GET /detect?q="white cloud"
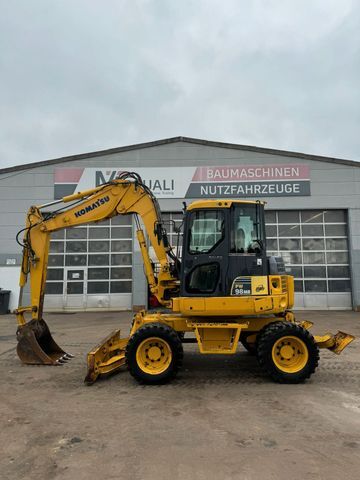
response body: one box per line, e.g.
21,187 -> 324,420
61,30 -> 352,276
0,0 -> 359,168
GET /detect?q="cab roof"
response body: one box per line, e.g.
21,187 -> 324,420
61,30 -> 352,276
187,199 -> 266,210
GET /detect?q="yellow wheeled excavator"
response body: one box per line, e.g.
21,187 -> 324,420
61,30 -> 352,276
15,172 -> 354,384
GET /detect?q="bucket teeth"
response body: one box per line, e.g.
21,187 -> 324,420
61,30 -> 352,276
56,356 -> 67,364
56,353 -> 74,364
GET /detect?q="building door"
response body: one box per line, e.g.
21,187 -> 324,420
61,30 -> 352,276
265,209 -> 351,309
64,267 -> 87,309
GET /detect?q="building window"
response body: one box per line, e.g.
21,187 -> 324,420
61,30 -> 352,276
161,212 -> 184,251
266,209 -> 350,294
46,215 -> 133,295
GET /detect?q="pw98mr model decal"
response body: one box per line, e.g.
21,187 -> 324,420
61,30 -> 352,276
231,276 -> 269,296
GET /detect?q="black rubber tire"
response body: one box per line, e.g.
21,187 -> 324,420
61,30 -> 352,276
178,332 -> 185,342
240,337 -> 257,355
126,322 -> 183,384
256,321 -> 319,384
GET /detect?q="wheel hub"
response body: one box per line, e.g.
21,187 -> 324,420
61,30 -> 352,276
272,335 -> 309,373
136,337 -> 172,375
279,345 -> 294,360
147,345 -> 162,361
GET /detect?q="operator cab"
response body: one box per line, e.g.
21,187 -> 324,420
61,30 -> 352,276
180,200 -> 269,297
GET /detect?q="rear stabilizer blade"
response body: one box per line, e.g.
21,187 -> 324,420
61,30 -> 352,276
314,331 -> 355,354
329,331 -> 355,354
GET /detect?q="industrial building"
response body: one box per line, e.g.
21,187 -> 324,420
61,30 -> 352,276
0,136 -> 359,312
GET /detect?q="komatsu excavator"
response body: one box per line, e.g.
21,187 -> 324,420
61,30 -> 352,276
15,172 -> 354,385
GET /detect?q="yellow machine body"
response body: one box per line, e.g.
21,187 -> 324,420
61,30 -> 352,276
13,172 -> 354,384
85,309 -> 354,384
172,274 -> 294,316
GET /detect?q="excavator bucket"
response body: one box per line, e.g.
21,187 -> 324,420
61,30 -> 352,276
16,319 -> 73,365
84,329 -> 128,385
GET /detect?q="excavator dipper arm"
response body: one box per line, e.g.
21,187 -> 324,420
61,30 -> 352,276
15,173 -> 179,366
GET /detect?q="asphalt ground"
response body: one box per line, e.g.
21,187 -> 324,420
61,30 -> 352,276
1,310 -> 360,480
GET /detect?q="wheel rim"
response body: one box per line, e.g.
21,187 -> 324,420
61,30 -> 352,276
271,336 -> 309,373
136,337 -> 172,375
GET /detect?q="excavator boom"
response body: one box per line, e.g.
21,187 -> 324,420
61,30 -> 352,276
15,173 -> 179,365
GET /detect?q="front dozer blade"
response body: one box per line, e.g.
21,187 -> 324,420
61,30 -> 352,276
85,329 -> 128,385
16,319 -> 73,365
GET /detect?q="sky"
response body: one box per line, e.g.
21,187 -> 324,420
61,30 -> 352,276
0,0 -> 359,169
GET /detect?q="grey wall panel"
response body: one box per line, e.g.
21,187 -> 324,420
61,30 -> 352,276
56,154 -> 349,173
310,168 -> 357,182
327,294 -> 353,309
21,292 -> 30,306
351,256 -> 360,310
0,204 -> 22,214
0,200 -> 52,212
0,186 -> 53,200
348,209 -> 360,310
0,211 -> 31,223
0,244 -> 22,255
0,146 -> 359,212
3,142 -> 350,170
0,253 -> 22,265
1,140 -> 359,310
308,182 -> 357,195
132,251 -> 146,308
349,209 -> 360,222
0,172 -> 54,187
263,196 -> 359,210
1,226 -> 26,238
167,196 -> 357,211
352,236 -> 360,250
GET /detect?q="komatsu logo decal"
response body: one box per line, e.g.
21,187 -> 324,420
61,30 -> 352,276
74,196 -> 110,218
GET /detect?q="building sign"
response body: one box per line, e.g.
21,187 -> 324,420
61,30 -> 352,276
54,164 -> 310,199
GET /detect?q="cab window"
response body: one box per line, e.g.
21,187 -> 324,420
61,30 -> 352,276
231,205 -> 263,254
186,263 -> 220,293
188,210 -> 224,254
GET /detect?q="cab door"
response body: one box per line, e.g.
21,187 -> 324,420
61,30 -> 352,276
180,209 -> 229,297
227,203 -> 268,296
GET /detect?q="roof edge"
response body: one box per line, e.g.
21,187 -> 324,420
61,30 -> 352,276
0,136 -> 359,175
